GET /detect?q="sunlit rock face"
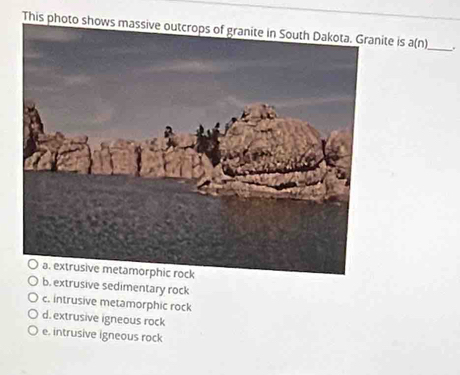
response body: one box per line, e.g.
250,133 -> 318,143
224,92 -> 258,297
198,103 -> 353,202
139,134 -> 213,180
23,101 -> 353,202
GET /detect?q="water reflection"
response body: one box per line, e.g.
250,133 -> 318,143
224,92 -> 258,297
24,172 -> 348,274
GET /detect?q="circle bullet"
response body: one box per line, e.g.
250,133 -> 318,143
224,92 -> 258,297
28,276 -> 39,287
28,325 -> 39,336
28,259 -> 39,270
28,309 -> 39,319
28,292 -> 39,303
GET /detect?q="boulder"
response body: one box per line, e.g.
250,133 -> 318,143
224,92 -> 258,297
198,104 -> 352,202
220,105 -> 323,176
199,103 -> 328,200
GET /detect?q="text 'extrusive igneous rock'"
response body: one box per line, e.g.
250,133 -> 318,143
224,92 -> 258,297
23,102 -> 353,202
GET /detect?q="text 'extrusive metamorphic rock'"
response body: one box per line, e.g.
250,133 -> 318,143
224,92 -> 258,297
23,102 -> 353,202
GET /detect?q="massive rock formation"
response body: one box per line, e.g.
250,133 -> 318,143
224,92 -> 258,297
23,101 -> 213,180
23,103 -> 91,174
91,133 -> 214,180
94,139 -> 141,176
23,101 -> 353,202
141,134 -> 213,180
197,103 -> 353,202
24,132 -> 92,174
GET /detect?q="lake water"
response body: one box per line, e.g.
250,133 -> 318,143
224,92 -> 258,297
24,171 -> 349,274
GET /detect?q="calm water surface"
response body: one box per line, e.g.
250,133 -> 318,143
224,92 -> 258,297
24,172 -> 349,274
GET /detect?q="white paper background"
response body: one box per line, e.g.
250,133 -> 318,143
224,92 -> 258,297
178,0 -> 460,20
1,1 -> 460,374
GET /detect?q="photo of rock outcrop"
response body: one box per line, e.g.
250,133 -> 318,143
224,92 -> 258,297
23,25 -> 358,274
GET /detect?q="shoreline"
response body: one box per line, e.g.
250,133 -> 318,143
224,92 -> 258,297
24,102 -> 353,203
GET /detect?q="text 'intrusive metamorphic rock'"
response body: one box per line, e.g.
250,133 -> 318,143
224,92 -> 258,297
23,102 -> 353,202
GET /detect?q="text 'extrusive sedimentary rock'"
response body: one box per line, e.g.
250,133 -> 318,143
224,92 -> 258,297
23,101 -> 352,202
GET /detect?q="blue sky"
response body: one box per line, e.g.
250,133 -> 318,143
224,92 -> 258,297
23,24 -> 358,147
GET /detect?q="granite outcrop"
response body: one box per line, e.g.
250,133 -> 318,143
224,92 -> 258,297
197,104 -> 353,202
24,102 -> 92,174
23,102 -> 353,202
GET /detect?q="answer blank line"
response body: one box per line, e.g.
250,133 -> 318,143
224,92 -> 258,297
159,0 -> 460,22
427,47 -> 455,52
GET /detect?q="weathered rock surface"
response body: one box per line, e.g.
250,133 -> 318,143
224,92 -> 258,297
108,139 -> 140,176
91,145 -> 113,175
139,134 -> 212,180
24,131 -> 92,174
139,147 -> 166,178
23,100 -> 44,159
220,103 -> 323,176
90,132 -> 213,180
198,103 -> 353,202
56,141 -> 91,174
23,101 -> 353,202
23,103 -> 92,174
